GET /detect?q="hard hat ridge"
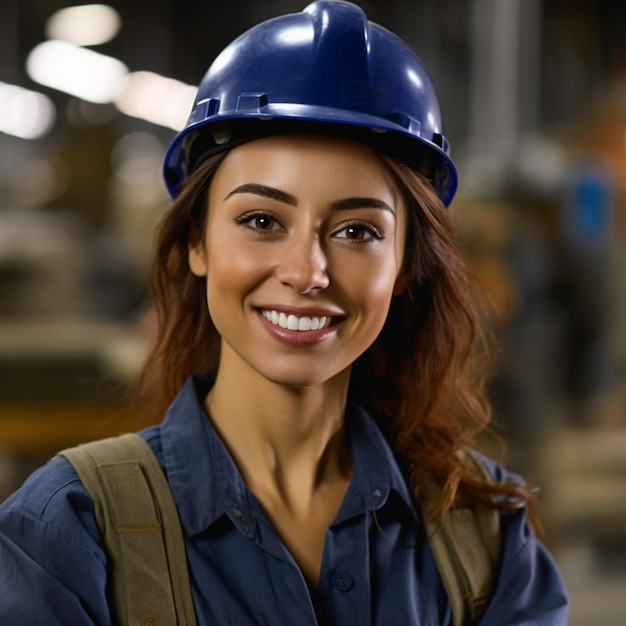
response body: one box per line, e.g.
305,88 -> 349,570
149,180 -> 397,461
163,0 -> 458,206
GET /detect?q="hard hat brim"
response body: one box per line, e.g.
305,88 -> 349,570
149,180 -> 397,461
163,113 -> 458,206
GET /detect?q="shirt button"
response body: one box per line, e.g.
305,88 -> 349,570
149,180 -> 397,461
372,488 -> 382,498
232,505 -> 244,517
335,574 -> 355,591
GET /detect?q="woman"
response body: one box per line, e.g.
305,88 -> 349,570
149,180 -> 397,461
0,2 -> 568,624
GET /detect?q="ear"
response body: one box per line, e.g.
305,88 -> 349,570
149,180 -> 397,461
188,240 -> 208,277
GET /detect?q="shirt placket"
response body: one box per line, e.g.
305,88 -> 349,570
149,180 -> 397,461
244,499 -> 322,625
318,514 -> 372,626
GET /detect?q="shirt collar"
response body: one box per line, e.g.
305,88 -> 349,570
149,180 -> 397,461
159,374 -> 419,537
160,374 -> 256,538
332,401 -> 419,525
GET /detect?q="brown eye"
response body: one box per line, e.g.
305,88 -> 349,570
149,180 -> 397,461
235,212 -> 283,232
344,225 -> 366,239
253,215 -> 275,230
333,223 -> 383,241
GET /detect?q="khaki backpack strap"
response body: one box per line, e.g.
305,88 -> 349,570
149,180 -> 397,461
58,433 -> 197,626
420,450 -> 501,626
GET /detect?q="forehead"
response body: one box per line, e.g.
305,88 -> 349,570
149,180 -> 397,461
209,134 -> 401,200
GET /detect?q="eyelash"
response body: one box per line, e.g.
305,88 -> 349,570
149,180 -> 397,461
234,211 -> 283,234
234,211 -> 384,242
334,222 -> 384,241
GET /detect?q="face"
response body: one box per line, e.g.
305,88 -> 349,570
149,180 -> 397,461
188,134 -> 408,389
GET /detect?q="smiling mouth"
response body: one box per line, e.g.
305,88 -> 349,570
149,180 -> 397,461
260,309 -> 333,332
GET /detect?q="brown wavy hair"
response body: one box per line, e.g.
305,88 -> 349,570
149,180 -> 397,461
133,147 -> 537,521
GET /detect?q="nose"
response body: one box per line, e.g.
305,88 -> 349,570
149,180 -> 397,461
276,233 -> 330,293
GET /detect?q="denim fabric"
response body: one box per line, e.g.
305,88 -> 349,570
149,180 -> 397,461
0,375 -> 568,625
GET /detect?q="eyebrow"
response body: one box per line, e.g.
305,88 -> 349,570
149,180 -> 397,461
330,197 -> 395,216
224,183 -> 296,205
224,183 -> 395,216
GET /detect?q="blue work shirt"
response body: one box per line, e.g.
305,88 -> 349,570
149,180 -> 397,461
0,375 -> 569,624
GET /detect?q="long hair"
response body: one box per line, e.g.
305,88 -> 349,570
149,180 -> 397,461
133,147 -> 537,521
132,154 -> 227,412
353,155 -> 538,519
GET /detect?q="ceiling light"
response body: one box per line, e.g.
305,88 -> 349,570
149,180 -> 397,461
115,71 -> 196,130
45,4 -> 121,46
0,81 -> 56,139
26,40 -> 128,104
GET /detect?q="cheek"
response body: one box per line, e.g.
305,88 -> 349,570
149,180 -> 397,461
211,235 -> 269,271
204,239 -> 267,306
368,276 -> 400,322
336,254 -> 400,317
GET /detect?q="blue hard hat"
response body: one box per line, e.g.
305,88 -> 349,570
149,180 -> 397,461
163,0 -> 458,206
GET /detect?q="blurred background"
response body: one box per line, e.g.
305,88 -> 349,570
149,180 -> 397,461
0,0 -> 625,622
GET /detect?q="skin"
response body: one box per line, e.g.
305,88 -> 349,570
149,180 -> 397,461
188,134 -> 408,585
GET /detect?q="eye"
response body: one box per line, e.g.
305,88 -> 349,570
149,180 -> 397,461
235,211 -> 283,232
333,223 -> 383,241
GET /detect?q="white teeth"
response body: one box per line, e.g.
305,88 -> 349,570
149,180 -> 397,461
261,310 -> 329,332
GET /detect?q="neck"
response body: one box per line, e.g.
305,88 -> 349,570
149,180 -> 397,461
205,349 -> 353,511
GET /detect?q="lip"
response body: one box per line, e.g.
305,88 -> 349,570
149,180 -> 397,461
254,305 -> 345,347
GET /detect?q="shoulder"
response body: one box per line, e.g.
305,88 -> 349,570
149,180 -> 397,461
482,505 -> 570,624
467,454 -> 571,624
0,457 -> 110,622
1,455 -> 99,537
1,426 -> 165,543
0,428 -> 164,624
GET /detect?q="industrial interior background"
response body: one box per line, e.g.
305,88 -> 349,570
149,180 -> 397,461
1,0 -> 625,623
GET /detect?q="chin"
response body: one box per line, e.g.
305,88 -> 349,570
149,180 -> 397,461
257,361 -> 351,390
